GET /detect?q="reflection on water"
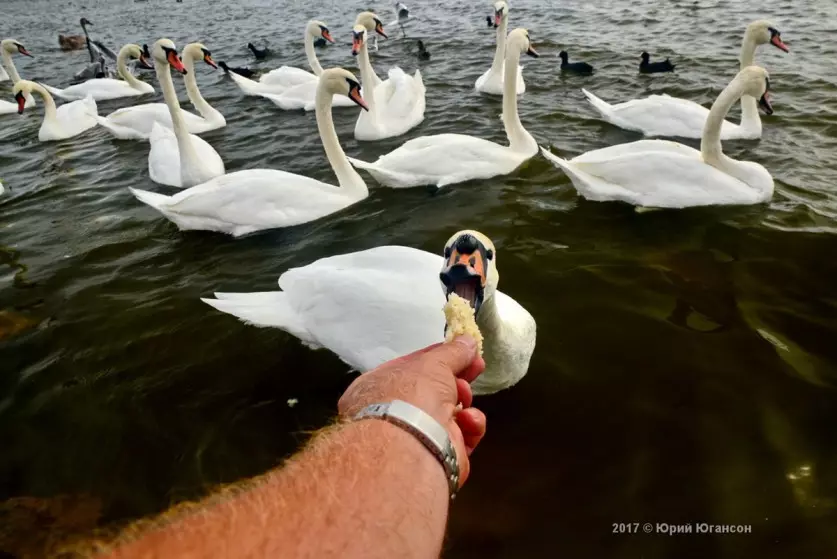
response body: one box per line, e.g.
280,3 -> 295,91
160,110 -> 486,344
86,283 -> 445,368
1,0 -> 837,556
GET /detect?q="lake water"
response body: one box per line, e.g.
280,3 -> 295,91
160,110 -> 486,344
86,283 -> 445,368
1,0 -> 837,556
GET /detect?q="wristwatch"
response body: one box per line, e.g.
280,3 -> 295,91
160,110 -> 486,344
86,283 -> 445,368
354,400 -> 461,500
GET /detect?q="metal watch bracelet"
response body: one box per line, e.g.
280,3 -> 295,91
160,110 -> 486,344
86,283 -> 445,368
353,399 -> 460,500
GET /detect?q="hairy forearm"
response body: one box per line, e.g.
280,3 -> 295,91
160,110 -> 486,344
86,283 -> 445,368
105,419 -> 449,559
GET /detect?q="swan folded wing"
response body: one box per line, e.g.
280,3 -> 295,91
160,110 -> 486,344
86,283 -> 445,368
259,66 -> 317,88
377,67 -> 425,120
58,79 -> 138,99
160,170 -> 359,228
276,246 -> 446,370
609,95 -> 740,138
573,151 -> 763,207
264,81 -> 356,111
572,139 -> 695,163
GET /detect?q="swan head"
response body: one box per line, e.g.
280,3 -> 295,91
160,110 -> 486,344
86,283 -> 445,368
151,39 -> 187,75
745,20 -> 789,52
493,1 -> 508,27
121,43 -> 153,70
355,11 -> 388,39
738,65 -> 773,115
80,17 -> 92,28
440,231 -> 499,317
319,68 -> 368,111
508,28 -> 539,58
307,20 -> 335,44
351,25 -> 369,56
12,80 -> 35,114
183,43 -> 218,69
1,39 -> 33,57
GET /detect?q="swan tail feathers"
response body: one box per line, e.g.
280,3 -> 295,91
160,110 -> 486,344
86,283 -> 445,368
202,292 -> 316,344
129,187 -> 172,211
40,83 -> 68,99
228,71 -> 262,95
95,116 -> 147,140
581,88 -> 613,117
347,156 -> 374,170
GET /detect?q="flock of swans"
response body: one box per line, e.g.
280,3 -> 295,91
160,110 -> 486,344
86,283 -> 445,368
0,4 -> 790,393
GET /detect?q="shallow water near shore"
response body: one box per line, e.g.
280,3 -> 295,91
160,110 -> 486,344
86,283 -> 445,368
2,0 -> 837,556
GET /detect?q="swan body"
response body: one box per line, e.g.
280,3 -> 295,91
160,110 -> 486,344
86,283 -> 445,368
130,68 -> 371,236
352,14 -> 425,141
41,44 -> 153,101
229,20 -> 333,96
144,40 -> 224,188
0,39 -> 35,114
14,80 -> 98,141
583,20 -> 788,139
96,43 -> 225,140
475,1 -> 525,96
350,28 -> 539,188
202,231 -> 536,395
542,66 -> 775,208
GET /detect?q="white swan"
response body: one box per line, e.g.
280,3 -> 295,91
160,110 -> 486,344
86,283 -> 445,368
228,20 -> 334,96
129,68 -> 371,236
541,66 -> 775,208
0,39 -> 35,114
349,28 -> 539,189
202,230 -> 536,395
352,12 -> 425,141
96,43 -> 225,140
475,1 -> 525,96
145,40 -> 224,188
40,43 -> 153,101
13,80 -> 97,141
582,20 -> 789,139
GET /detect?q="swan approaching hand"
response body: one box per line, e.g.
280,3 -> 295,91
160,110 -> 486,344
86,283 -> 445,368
541,66 -> 776,209
350,28 -> 539,188
41,43 -> 154,101
475,1 -> 525,95
130,68 -> 371,237
202,230 -> 536,396
582,20 -> 788,139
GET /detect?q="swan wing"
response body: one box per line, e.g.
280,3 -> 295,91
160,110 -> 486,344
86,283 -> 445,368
103,103 -> 211,139
376,67 -> 425,122
53,96 -> 98,136
48,78 -> 144,100
264,81 -> 355,112
258,66 -> 317,88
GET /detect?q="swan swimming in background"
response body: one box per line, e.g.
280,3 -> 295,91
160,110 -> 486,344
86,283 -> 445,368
41,43 -> 154,101
352,12 -> 425,141
144,39 -> 225,188
350,28 -> 538,188
0,39 -> 35,113
475,1 -> 525,95
13,80 -> 98,142
96,43 -> 224,140
541,66 -> 776,208
202,230 -> 536,395
130,68 -> 371,236
581,20 -> 788,139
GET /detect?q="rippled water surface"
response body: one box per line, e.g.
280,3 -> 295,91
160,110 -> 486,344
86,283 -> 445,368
2,0 -> 837,556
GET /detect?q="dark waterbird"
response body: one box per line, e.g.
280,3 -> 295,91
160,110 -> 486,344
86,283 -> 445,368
559,50 -> 594,74
639,51 -> 675,73
313,38 -> 328,48
486,15 -> 494,27
219,61 -> 256,79
417,40 -> 430,60
247,42 -> 270,60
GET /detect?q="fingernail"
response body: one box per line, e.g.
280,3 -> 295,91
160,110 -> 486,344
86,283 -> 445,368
454,335 -> 476,350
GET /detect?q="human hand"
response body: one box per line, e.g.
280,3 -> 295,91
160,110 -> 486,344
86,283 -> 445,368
338,336 -> 488,487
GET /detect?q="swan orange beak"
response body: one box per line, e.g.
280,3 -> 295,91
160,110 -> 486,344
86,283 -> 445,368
375,21 -> 388,39
17,45 -> 33,57
494,11 -> 503,27
440,238 -> 489,315
167,50 -> 187,74
138,53 -> 153,70
770,34 -> 789,53
322,29 -> 335,44
352,32 -> 363,56
526,45 -> 539,58
15,91 -> 25,114
203,53 -> 217,69
759,91 -> 773,115
348,82 -> 368,111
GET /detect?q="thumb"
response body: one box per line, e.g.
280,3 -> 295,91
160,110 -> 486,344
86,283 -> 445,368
416,335 -> 478,376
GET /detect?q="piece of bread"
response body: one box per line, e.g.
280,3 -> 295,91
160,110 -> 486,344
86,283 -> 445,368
443,293 -> 484,356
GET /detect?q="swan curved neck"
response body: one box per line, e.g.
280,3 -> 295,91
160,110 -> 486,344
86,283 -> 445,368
1,50 -> 22,83
474,295 -> 516,390
701,78 -> 752,181
156,62 -> 200,169
502,48 -> 535,153
117,47 -> 143,88
737,32 -> 761,133
31,83 -> 57,121
356,42 -> 377,114
182,55 -> 222,122
314,88 -> 367,197
305,33 -> 323,76
489,18 -> 509,75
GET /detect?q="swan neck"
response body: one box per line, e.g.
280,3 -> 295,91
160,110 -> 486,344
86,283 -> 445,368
182,55 -> 221,121
701,78 -> 746,173
315,88 -> 366,196
502,49 -> 535,153
739,33 -> 757,67
32,83 -> 58,121
2,50 -> 22,83
305,33 -> 324,76
474,295 -> 510,388
157,62 -> 200,165
490,19 -> 508,74
357,42 -> 377,113
117,47 -> 142,88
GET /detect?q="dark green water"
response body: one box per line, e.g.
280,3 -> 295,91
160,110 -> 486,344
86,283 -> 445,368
2,0 -> 837,556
